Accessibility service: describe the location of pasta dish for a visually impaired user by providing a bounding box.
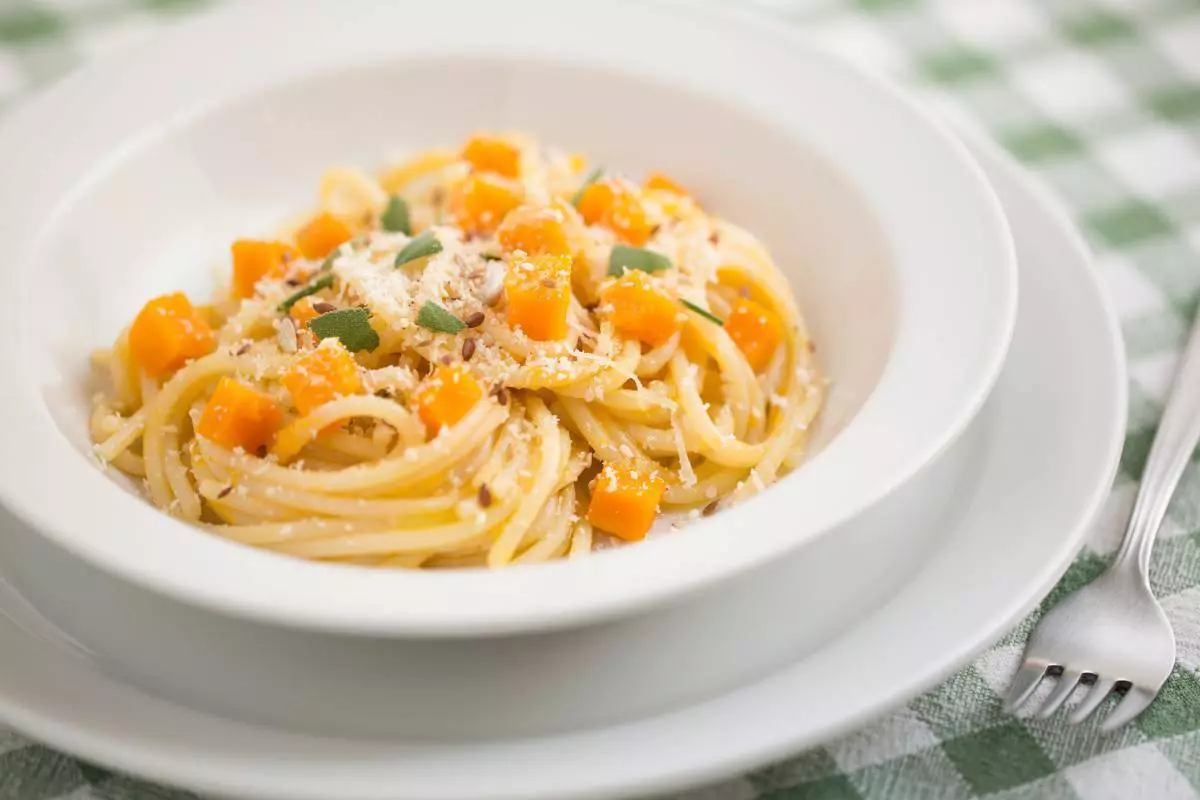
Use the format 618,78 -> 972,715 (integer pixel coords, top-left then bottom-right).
89,133 -> 822,568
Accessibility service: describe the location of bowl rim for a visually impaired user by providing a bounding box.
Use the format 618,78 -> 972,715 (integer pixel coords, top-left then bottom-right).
0,0 -> 1018,636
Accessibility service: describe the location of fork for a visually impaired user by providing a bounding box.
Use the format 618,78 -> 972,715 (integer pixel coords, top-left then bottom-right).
1005,310 -> 1199,730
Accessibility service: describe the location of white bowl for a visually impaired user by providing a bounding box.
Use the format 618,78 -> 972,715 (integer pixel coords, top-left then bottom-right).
0,0 -> 1016,636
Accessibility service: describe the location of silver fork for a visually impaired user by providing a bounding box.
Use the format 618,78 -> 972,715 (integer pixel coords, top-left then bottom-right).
1005,310 -> 1199,731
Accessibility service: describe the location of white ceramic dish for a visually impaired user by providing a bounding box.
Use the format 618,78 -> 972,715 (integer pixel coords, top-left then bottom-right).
0,141 -> 1122,799
0,0 -> 1016,636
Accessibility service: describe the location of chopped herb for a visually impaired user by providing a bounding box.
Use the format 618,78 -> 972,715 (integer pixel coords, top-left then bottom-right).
395,230 -> 442,267
416,301 -> 466,334
308,307 -> 380,352
571,167 -> 604,207
482,252 -> 504,261
278,273 -> 334,312
681,299 -> 723,325
381,195 -> 411,234
608,245 -> 672,276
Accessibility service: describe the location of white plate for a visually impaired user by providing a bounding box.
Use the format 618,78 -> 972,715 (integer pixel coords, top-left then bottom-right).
0,141 -> 1123,799
0,0 -> 1017,636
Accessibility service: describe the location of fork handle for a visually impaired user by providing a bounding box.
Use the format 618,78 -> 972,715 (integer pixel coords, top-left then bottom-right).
1116,308 -> 1200,576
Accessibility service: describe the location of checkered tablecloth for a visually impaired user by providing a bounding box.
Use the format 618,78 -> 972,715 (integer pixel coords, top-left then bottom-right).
0,0 -> 1197,798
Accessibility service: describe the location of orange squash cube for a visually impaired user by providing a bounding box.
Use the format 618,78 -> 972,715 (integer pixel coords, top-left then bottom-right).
452,173 -> 524,233
231,239 -> 296,299
461,134 -> 521,178
196,377 -> 283,453
577,177 -> 654,246
601,270 -> 682,348
295,212 -> 353,260
412,365 -> 483,435
644,171 -> 690,196
586,462 -> 667,541
504,253 -> 573,341
128,293 -> 217,379
496,204 -> 571,257
282,340 -> 363,416
289,296 -> 322,329
725,298 -> 783,372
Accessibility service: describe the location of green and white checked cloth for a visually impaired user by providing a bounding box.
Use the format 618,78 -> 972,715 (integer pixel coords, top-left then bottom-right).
0,0 -> 1198,798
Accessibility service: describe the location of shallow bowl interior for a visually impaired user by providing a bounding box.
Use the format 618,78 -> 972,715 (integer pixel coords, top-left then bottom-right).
0,0 -> 1015,636
38,57 -> 893,479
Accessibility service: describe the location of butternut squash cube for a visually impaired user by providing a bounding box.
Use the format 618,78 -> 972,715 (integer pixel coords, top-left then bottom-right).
128,293 -> 216,379
504,253 -> 573,341
586,462 -> 666,541
725,298 -> 783,372
196,377 -> 282,453
601,270 -> 681,348
412,365 -> 483,435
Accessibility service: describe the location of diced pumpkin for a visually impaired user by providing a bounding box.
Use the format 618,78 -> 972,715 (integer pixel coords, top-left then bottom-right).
461,134 -> 521,178
644,171 -> 690,196
412,365 -> 483,435
496,204 -> 571,257
128,293 -> 217,379
295,212 -> 353,260
282,340 -> 363,416
726,298 -> 783,372
600,270 -> 682,348
452,173 -> 524,233
577,177 -> 654,246
586,462 -> 666,541
231,239 -> 296,299
504,253 -> 573,341
196,377 -> 283,453
289,296 -> 322,329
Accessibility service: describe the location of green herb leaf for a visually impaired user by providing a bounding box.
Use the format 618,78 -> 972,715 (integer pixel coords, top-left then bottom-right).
394,230 -> 442,268
381,195 -> 411,234
308,307 -> 380,352
278,273 -> 334,313
681,299 -> 723,326
481,252 -> 504,261
608,245 -> 672,277
416,301 -> 466,334
318,252 -> 338,271
571,167 -> 604,207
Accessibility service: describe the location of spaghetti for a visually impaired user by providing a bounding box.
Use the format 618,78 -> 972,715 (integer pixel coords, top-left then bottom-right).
89,133 -> 823,568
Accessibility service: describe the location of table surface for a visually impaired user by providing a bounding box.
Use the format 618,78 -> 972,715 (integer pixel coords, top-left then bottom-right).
0,1 -> 1198,798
